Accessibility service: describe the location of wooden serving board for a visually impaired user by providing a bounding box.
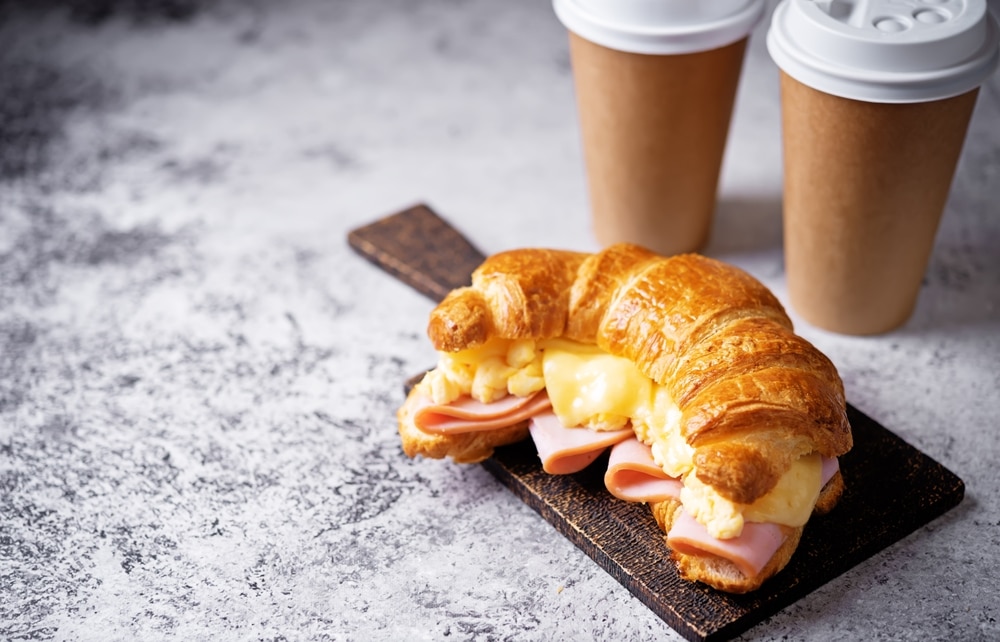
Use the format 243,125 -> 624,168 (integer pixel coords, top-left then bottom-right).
348,203 -> 966,642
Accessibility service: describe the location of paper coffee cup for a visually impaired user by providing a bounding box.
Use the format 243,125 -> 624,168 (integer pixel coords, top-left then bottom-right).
768,0 -> 999,335
554,0 -> 766,256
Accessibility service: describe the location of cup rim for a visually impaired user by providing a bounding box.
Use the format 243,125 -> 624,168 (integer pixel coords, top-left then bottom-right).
554,0 -> 767,55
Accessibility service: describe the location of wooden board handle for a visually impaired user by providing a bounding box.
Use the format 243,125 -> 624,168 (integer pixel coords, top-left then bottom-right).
347,203 -> 486,304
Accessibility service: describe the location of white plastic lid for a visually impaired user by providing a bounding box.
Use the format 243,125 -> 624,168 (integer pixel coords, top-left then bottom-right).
553,0 -> 767,55
767,0 -> 1000,103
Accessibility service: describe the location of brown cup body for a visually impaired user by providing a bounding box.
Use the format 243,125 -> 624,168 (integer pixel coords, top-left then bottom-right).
568,33 -> 748,256
779,71 -> 978,335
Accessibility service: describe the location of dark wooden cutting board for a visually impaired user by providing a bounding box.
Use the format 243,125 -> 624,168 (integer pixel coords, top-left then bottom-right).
348,203 -> 966,642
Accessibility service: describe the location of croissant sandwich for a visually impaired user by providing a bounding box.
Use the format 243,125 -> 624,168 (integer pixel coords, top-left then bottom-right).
398,243 -> 853,593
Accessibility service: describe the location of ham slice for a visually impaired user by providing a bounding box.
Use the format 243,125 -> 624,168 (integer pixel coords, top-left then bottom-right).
821,455 -> 839,486
528,410 -> 633,475
667,510 -> 788,578
604,438 -> 683,503
413,391 -> 552,435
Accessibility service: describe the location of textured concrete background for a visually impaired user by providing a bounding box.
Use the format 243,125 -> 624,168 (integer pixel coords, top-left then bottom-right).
1,1 -> 998,640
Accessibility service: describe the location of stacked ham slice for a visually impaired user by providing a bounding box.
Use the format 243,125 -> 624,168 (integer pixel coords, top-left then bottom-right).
409,391 -> 551,435
528,410 -> 632,475
410,390 -> 839,581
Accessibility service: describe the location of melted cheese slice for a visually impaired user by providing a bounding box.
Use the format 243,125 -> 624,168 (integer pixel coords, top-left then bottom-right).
745,452 -> 822,525
539,338 -> 653,431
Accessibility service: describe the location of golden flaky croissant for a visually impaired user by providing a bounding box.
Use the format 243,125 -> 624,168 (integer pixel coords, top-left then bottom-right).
398,243 -> 853,592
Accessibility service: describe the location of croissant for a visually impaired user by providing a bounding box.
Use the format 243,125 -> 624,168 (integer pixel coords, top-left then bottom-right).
397,243 -> 853,592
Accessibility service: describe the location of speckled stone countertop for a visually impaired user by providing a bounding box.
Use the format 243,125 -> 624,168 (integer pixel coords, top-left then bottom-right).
2,1 -> 998,640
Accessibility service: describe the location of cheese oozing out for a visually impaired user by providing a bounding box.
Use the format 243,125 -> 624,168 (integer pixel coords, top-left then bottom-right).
419,336 -> 824,539
540,338 -> 653,432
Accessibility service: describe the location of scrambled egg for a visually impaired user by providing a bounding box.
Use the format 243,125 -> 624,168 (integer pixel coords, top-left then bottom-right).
417,338 -> 544,405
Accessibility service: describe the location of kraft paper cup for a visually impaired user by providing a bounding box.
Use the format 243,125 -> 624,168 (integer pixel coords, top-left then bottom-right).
768,0 -> 1000,335
554,0 -> 767,257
